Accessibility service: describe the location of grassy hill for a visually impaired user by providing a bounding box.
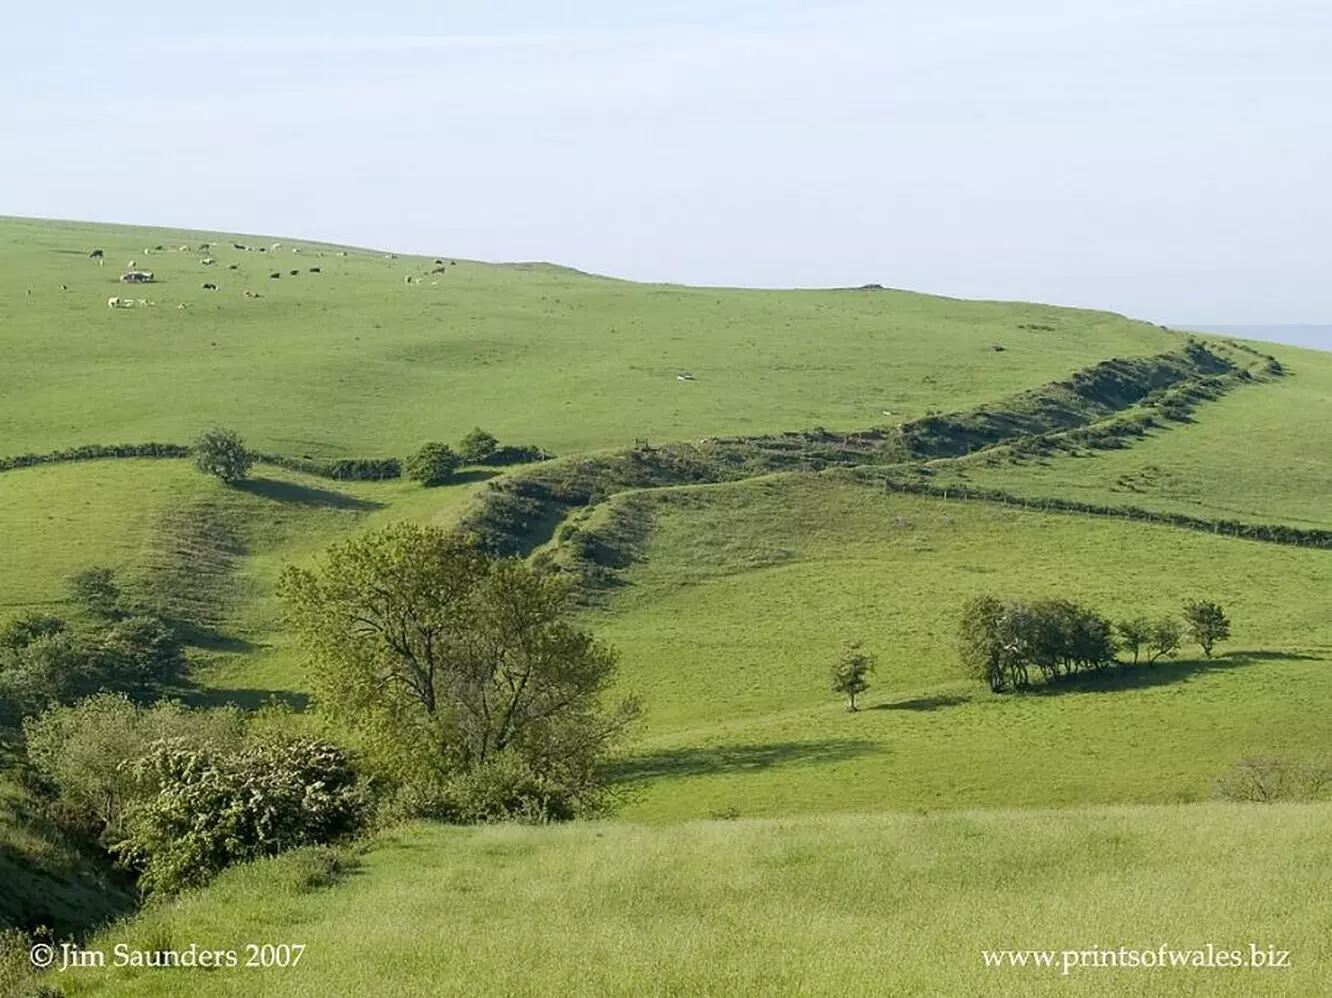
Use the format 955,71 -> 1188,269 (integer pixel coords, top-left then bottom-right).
1,216 -> 1329,996
922,341 -> 1332,530
582,473 -> 1332,820
0,216 -> 1180,458
54,805 -> 1332,997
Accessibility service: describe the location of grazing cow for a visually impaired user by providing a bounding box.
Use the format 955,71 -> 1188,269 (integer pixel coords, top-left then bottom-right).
201,257 -> 216,266
272,243 -> 282,250
309,266 -> 321,273
127,260 -> 136,268
434,258 -> 444,265
289,269 -> 299,276
60,284 -> 68,292
107,296 -> 134,308
227,263 -> 238,269
270,272 -> 281,279
89,249 -> 103,259
179,245 -> 191,252
121,271 -> 154,284
430,266 -> 447,274
234,243 -> 246,250
202,283 -> 217,290
337,250 -> 348,256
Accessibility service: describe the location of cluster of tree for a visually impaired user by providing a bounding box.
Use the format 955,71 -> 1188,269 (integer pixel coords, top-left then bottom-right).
23,695 -> 366,894
958,595 -> 1230,692
881,478 -> 1332,550
278,522 -> 639,821
404,427 -> 510,485
0,569 -> 185,727
253,453 -> 402,481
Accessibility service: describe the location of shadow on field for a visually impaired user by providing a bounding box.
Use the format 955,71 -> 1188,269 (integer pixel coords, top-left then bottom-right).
237,477 -> 383,511
1029,654 -> 1258,696
180,687 -> 311,712
872,694 -> 971,712
606,739 -> 881,783
1223,649 -> 1321,662
442,469 -> 501,486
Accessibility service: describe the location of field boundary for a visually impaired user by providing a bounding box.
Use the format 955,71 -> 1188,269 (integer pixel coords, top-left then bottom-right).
872,475 -> 1332,549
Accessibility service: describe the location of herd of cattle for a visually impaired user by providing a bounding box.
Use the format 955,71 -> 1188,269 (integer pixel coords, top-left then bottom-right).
75,243 -> 459,308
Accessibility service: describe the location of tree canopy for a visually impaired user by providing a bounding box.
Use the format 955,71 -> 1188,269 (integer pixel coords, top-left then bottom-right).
278,522 -> 638,819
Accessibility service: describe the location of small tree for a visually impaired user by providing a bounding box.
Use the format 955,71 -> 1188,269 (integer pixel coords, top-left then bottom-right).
830,640 -> 875,711
66,567 -> 124,620
458,427 -> 498,464
192,428 -> 253,484
1146,617 -> 1182,664
1182,600 -> 1230,658
959,595 -> 1008,693
405,442 -> 462,485
1116,617 -> 1151,665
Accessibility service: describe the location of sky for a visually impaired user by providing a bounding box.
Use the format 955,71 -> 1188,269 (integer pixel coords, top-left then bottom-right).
4,0 -> 1329,325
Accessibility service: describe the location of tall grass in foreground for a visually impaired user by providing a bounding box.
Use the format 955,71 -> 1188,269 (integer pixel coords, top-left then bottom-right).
51,804 -> 1332,997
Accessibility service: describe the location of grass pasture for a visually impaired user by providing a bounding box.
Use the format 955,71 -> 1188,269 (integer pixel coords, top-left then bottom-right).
53,805 -> 1332,997
0,216 -> 1182,458
1,215 -> 1330,997
586,474 -> 1332,820
925,340 -> 1332,530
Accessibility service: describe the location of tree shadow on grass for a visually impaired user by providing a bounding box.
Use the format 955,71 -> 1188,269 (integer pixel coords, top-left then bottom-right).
1223,649 -> 1322,663
442,469 -> 501,486
237,477 -> 383,511
178,686 -> 311,711
1025,654 -> 1257,697
605,739 -> 882,784
871,694 -> 971,712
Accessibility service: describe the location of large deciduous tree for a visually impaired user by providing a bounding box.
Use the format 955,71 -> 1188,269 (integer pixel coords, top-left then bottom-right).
278,522 -> 637,819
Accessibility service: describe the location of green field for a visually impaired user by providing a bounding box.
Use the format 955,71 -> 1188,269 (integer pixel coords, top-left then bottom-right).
54,806 -> 1332,998
1,216 -> 1329,997
588,474 -> 1332,820
0,216 -> 1179,458
923,342 -> 1332,530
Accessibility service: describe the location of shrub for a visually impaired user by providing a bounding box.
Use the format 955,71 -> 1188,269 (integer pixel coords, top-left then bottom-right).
192,427 -> 254,484
1183,599 -> 1230,657
24,694 -> 247,841
1147,617 -> 1182,663
1214,757 -> 1331,802
404,442 -> 462,485
65,566 -> 124,620
458,427 -> 498,464
114,736 -> 369,894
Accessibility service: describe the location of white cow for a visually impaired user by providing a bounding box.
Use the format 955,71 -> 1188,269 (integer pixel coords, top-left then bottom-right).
107,296 -> 134,308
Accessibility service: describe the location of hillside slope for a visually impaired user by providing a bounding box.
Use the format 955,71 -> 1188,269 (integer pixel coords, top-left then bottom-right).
0,216 -> 1180,457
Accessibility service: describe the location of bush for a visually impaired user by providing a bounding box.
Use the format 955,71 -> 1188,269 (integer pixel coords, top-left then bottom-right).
404,443 -> 462,486
192,428 -> 254,484
24,694 -> 247,841
114,736 -> 369,894
458,427 -> 498,464
65,566 -> 124,620
252,453 -> 401,481
1214,757 -> 1331,802
1183,599 -> 1230,657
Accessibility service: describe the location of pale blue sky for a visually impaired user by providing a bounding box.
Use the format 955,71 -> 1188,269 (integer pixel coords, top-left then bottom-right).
5,1 -> 1329,324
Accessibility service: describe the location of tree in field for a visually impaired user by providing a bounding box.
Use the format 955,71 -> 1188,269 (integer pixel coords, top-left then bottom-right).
405,442 -> 462,486
192,428 -> 253,484
278,523 -> 638,819
1115,617 -> 1151,665
830,641 -> 875,711
1182,600 -> 1230,658
1146,617 -> 1182,664
458,427 -> 498,464
66,567 -> 124,620
959,595 -> 1010,692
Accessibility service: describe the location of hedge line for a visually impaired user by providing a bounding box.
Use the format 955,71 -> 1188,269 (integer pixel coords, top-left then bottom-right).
251,453 -> 402,481
0,442 -> 190,472
877,477 -> 1332,549
0,443 -> 401,482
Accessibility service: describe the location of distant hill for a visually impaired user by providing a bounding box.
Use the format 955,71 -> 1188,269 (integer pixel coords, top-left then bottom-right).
1183,323 -> 1332,352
